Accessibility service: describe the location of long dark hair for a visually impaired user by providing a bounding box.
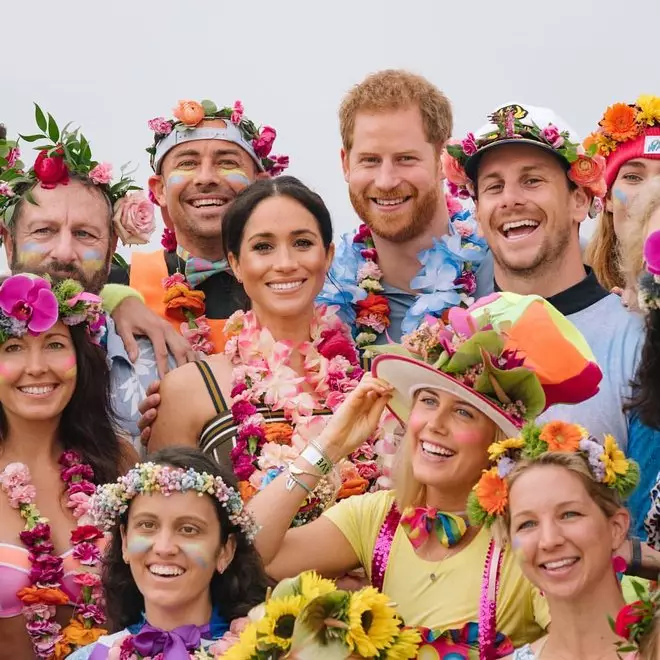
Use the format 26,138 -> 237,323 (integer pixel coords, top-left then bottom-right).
102,448 -> 268,631
0,321 -> 121,485
628,308 -> 660,428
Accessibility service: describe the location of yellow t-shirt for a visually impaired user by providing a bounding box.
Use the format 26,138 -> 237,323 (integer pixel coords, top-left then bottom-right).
323,490 -> 549,649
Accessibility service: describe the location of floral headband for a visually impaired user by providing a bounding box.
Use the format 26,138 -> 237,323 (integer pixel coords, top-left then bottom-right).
443,104 -> 607,217
0,274 -> 105,345
639,230 -> 660,313
612,583 -> 660,655
146,99 -> 289,177
0,104 -> 155,247
467,421 -> 640,527
91,462 -> 260,542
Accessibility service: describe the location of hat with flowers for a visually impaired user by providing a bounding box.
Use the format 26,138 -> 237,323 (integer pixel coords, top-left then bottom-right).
0,104 -> 155,247
585,95 -> 660,189
370,292 -> 603,437
467,420 -> 640,527
0,273 -> 106,345
146,99 -> 289,176
442,102 -> 607,217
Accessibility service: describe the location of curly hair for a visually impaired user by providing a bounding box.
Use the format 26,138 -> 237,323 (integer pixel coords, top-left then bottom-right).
339,69 -> 453,152
102,447 -> 268,631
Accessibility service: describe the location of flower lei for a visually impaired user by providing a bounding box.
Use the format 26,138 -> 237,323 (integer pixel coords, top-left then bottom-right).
467,421 -> 640,527
161,272 -> 213,355
0,451 -> 106,659
224,304 -> 383,525
611,582 -> 660,655
319,203 -> 487,348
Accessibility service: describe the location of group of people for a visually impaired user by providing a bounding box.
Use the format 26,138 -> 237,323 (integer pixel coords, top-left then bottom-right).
1,70 -> 660,659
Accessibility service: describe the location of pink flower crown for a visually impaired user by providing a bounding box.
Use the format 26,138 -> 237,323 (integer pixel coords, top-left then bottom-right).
0,274 -> 106,345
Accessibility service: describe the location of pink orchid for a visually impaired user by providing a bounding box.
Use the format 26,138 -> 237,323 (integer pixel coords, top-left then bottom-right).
0,275 -> 59,335
89,162 -> 113,185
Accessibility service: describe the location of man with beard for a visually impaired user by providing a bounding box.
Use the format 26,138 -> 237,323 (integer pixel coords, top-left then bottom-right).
318,69 -> 493,345
114,99 -> 288,355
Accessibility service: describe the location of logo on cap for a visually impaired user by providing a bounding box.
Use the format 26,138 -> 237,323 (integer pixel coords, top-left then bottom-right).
645,136 -> 660,154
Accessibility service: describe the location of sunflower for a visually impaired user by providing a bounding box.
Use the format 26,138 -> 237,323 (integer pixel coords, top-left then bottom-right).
474,467 -> 508,516
299,571 -> 337,601
488,436 -> 524,462
256,595 -> 305,650
600,103 -> 639,142
383,627 -> 422,660
221,622 -> 259,660
539,421 -> 583,453
346,587 -> 400,657
600,434 -> 629,485
636,95 -> 660,126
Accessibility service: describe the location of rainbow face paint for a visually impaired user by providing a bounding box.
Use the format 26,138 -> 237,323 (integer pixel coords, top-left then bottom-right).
16,241 -> 49,267
218,168 -> 250,190
167,169 -> 195,187
127,534 -> 154,556
61,354 -> 77,380
613,188 -> 628,204
180,541 -> 212,569
79,248 -> 105,277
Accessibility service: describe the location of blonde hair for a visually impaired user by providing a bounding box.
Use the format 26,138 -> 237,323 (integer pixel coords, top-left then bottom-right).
338,69 -> 453,153
585,207 -> 624,291
639,608 -> 660,659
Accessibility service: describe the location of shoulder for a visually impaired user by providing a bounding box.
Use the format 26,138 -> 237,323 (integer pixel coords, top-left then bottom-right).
160,360 -> 206,398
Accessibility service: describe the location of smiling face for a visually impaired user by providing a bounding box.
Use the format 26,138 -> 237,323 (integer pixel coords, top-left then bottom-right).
228,195 -> 334,323
508,464 -> 629,601
121,489 -> 235,618
149,119 -> 259,245
475,144 -> 589,278
343,106 -> 443,243
0,321 -> 77,422
406,388 -> 497,505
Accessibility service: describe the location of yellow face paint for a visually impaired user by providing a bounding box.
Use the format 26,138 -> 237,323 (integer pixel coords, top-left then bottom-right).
218,169 -> 250,190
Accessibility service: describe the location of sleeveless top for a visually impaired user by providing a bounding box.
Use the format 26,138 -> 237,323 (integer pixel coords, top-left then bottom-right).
129,250 -> 227,353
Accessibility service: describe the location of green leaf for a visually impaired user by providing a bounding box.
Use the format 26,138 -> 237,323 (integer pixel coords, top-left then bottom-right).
34,104 -> 47,132
47,114 -> 60,143
19,133 -> 46,143
24,190 -> 38,206
200,99 -> 218,115
444,331 -> 503,374
362,343 -> 415,359
112,252 -> 130,272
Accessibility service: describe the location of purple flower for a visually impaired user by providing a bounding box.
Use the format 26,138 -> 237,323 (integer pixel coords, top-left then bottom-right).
67,481 -> 96,496
232,400 -> 258,424
59,450 -> 82,467
461,132 -> 478,156
541,124 -> 565,149
233,454 -> 256,481
147,117 -> 173,135
0,275 -> 59,335
26,618 -> 60,635
231,382 -> 248,398
496,349 -> 525,370
72,541 -> 102,566
20,523 -> 52,547
32,564 -> 64,586
61,463 -> 94,483
455,270 -> 477,296
269,154 -> 289,176
497,457 -> 516,478
78,603 -> 106,625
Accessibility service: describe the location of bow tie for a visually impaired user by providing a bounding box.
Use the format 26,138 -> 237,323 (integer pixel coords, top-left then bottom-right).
132,622 -> 210,659
177,246 -> 229,288
400,506 -> 469,550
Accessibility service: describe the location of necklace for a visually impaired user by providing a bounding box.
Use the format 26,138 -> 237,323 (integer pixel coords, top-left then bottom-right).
0,451 -> 106,659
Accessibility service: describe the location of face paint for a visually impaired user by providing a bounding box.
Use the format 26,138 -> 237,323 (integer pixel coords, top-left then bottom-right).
218,169 -> 250,190
80,248 -> 105,277
613,188 -> 628,204
451,428 -> 487,444
61,354 -> 77,380
0,362 -> 15,385
167,170 -> 195,187
180,541 -> 211,569
17,241 -> 49,267
127,535 -> 154,556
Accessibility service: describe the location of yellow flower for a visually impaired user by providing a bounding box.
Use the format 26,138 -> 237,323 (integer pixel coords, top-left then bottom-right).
488,436 -> 524,462
221,622 -> 259,660
600,434 -> 629,485
299,571 -> 337,601
637,95 -> 660,126
346,587 -> 400,657
256,595 -> 305,649
384,628 -> 422,660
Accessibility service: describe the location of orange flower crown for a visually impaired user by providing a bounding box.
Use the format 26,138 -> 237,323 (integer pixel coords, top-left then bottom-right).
467,421 -> 639,527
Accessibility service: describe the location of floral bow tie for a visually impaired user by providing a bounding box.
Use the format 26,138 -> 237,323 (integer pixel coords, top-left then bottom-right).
400,506 -> 469,550
177,245 -> 229,288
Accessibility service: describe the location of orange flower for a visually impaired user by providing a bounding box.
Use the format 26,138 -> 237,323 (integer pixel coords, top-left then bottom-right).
53,640 -> 72,660
62,619 -> 108,648
568,154 -> 606,187
18,586 -> 70,605
173,100 -> 206,127
539,421 -> 582,452
337,476 -> 369,499
356,293 -> 390,329
264,422 -> 294,445
164,285 -> 206,319
599,103 -> 639,142
239,480 -> 257,501
475,467 -> 508,515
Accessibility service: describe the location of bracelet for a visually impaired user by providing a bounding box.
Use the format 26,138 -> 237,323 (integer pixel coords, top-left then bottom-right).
300,443 -> 334,476
289,463 -> 321,479
285,469 -> 313,495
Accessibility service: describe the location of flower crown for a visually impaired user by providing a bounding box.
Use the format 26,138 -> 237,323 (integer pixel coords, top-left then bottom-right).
467,421 -> 640,527
611,583 -> 660,655
146,99 -> 289,176
444,104 -> 607,216
0,104 -> 154,246
0,274 -> 105,345
639,230 -> 660,313
91,462 -> 260,542
585,95 -> 660,157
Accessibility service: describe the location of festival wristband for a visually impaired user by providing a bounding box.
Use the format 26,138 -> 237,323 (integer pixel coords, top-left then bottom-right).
100,284 -> 145,314
300,444 -> 333,476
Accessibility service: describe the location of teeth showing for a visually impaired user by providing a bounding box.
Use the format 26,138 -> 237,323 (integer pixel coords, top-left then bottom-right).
149,565 -> 185,577
268,281 -> 304,291
421,441 -> 455,457
19,386 -> 55,395
542,558 -> 577,570
374,198 -> 406,206
191,199 -> 226,208
502,220 -> 539,233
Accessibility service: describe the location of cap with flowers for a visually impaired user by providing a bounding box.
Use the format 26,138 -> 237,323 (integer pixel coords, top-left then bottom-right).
0,104 -> 156,247
370,292 -> 603,438
442,103 -> 607,218
585,95 -> 660,189
467,419 -> 639,528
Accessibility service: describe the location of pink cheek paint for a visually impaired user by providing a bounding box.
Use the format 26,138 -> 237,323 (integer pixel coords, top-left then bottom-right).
127,535 -> 154,556
61,354 -> 77,380
451,428 -> 487,444
0,362 -> 17,385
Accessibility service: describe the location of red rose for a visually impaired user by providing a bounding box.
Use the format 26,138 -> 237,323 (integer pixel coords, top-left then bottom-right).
71,525 -> 104,545
33,148 -> 69,189
614,601 -> 644,639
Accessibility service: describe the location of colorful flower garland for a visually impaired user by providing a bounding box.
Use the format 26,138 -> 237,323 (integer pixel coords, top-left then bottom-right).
224,304 -> 383,525
319,204 -> 488,348
0,450 -> 106,659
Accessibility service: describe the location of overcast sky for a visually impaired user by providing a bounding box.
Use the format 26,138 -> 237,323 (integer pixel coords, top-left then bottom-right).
3,0 -> 659,266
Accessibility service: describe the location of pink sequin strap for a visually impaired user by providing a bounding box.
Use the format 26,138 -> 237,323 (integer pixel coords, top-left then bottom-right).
371,502 -> 401,592
479,539 -> 504,660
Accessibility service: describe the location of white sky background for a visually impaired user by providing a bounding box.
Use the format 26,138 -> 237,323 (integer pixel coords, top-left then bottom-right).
3,0 -> 660,270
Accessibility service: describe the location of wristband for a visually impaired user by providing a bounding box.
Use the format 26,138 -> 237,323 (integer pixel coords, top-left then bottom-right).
100,284 -> 145,314
300,444 -> 333,476
285,469 -> 313,495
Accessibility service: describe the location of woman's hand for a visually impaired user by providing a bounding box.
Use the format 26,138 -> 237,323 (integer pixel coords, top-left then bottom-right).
315,374 -> 393,463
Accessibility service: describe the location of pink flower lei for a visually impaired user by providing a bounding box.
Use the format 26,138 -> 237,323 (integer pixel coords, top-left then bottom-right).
0,451 -> 106,659
224,304 -> 382,523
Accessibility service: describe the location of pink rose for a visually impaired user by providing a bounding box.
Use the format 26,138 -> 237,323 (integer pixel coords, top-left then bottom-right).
252,126 -> 277,158
89,162 -> 113,185
541,124 -> 565,149
356,460 -> 380,481
461,132 -> 478,156
325,390 -> 346,411
113,192 -> 156,246
441,145 -> 469,186
445,193 -> 463,218
453,219 -> 475,238
147,117 -> 173,135
231,100 -> 244,125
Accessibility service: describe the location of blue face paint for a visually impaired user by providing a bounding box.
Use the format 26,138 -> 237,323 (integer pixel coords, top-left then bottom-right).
613,188 -> 628,204
180,541 -> 211,569
127,535 -> 154,555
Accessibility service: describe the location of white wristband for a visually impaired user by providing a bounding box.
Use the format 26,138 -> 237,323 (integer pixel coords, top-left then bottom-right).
299,444 -> 333,476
